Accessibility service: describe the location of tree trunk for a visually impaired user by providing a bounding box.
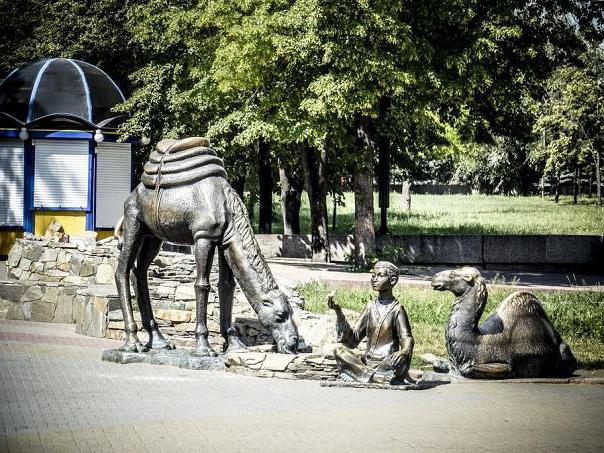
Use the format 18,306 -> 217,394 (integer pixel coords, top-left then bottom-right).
402,179 -> 412,212
332,199 -> 337,231
595,150 -> 602,207
278,165 -> 302,235
302,143 -> 330,262
257,138 -> 273,233
573,164 -> 579,205
554,173 -> 560,203
231,173 -> 246,199
354,116 -> 376,267
377,135 -> 390,235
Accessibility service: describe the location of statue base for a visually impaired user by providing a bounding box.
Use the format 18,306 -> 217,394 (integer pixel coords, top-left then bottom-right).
320,381 -> 438,391
102,348 -> 225,371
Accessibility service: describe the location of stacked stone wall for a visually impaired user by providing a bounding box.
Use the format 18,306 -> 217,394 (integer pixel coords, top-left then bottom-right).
1,235 -> 309,352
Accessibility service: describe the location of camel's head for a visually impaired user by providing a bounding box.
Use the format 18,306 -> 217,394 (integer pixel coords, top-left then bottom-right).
257,292 -> 299,354
431,267 -> 482,297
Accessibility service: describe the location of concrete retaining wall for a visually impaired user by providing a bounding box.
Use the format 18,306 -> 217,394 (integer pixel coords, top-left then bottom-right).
249,234 -> 603,268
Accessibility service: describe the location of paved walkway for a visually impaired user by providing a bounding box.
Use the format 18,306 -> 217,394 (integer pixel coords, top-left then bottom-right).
2,258 -> 603,293
1,320 -> 603,452
267,258 -> 604,292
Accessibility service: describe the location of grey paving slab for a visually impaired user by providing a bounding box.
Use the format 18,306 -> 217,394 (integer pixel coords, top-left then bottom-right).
0,320 -> 603,452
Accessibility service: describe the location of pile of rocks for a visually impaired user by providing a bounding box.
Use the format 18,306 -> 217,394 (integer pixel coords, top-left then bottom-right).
224,347 -> 339,380
2,234 -> 311,352
6,235 -> 116,285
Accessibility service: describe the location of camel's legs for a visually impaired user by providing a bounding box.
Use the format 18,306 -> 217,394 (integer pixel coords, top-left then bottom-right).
131,236 -> 172,350
218,248 -> 247,352
193,238 -> 217,357
114,213 -> 146,353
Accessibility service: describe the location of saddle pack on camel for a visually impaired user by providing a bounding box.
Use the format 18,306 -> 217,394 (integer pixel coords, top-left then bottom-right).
141,137 -> 227,189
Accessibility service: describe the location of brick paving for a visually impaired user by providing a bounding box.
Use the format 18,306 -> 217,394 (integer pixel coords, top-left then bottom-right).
0,320 -> 603,452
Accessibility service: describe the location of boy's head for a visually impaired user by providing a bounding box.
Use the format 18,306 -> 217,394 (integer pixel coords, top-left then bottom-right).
371,261 -> 400,291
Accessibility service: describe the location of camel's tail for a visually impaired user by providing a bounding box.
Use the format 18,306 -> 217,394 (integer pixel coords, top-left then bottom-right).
559,341 -> 578,376
114,215 -> 124,250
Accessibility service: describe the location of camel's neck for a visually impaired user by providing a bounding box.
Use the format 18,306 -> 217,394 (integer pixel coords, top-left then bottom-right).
445,280 -> 487,369
229,247 -> 281,312
223,184 -> 283,313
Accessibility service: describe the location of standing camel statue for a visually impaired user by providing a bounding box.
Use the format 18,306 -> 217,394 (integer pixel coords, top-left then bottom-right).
114,137 -> 298,356
431,267 -> 577,378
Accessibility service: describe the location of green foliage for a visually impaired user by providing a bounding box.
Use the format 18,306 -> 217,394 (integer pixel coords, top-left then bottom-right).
0,0 -> 144,92
532,47 -> 604,182
298,281 -> 604,367
453,137 -> 539,195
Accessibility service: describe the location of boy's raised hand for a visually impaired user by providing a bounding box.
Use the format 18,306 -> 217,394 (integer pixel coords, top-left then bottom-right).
326,291 -> 340,310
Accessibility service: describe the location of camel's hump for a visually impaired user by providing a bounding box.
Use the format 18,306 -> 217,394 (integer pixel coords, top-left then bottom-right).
496,291 -> 547,317
141,136 -> 227,189
156,137 -> 211,153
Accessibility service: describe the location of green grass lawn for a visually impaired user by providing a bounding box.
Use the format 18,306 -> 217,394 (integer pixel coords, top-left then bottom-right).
298,281 -> 604,369
252,193 -> 604,235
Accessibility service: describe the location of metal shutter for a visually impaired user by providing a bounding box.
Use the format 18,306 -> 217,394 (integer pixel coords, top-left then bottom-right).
0,140 -> 24,226
95,142 -> 131,228
33,140 -> 89,209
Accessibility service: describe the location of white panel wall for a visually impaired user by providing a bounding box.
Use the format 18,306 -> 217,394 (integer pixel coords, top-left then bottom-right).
0,140 -> 24,226
95,142 -> 131,228
33,140 -> 89,209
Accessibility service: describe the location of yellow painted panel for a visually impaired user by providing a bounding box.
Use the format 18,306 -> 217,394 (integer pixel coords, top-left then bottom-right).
0,230 -> 23,256
96,230 -> 115,241
34,211 -> 87,237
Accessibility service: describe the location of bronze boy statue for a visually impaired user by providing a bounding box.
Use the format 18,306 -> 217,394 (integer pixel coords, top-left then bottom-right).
327,261 -> 414,384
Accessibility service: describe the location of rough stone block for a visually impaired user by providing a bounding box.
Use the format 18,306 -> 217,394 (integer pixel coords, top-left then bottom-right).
43,287 -> 59,304
20,286 -> 44,302
9,268 -> 22,279
155,309 -> 192,323
174,322 -> 195,332
261,354 -> 296,371
7,243 -> 22,267
95,263 -> 115,284
154,286 -> 175,297
23,244 -> 44,262
0,283 -> 25,302
54,294 -> 74,323
41,248 -> 58,263
7,302 -> 30,320
75,295 -> 108,337
174,285 -> 195,300
30,300 -> 56,322
19,258 -> 32,271
0,299 -> 11,319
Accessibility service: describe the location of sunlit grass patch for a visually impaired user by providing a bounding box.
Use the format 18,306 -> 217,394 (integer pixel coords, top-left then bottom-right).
253,193 -> 604,235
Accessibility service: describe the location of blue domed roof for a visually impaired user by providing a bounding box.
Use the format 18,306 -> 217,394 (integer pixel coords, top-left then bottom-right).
0,58 -> 128,130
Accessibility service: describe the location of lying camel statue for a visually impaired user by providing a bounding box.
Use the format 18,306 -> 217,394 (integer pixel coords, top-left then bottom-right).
431,267 -> 577,379
114,137 -> 298,356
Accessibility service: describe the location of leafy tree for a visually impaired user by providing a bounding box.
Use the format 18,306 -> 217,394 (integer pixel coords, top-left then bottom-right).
533,48 -> 604,205
0,0 -> 144,93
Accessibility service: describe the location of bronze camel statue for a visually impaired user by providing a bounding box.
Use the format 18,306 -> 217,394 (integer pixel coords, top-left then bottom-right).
431,267 -> 577,379
114,137 -> 298,356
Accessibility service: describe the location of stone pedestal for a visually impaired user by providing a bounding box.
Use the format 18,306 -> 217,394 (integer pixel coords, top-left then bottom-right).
101,349 -> 225,371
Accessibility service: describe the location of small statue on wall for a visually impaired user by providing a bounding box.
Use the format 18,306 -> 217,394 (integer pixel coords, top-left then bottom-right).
327,261 -> 414,384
